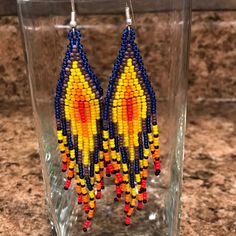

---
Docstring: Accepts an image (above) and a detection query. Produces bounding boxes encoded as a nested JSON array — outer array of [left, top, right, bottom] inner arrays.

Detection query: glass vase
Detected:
[[17, 0, 191, 235]]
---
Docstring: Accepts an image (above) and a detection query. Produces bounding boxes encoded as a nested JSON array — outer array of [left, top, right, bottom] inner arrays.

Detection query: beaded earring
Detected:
[[54, 1, 104, 231], [103, 5, 160, 226]]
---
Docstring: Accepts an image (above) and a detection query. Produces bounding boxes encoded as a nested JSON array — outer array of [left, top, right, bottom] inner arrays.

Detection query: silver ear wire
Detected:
[[70, 0, 77, 27], [125, 4, 132, 27]]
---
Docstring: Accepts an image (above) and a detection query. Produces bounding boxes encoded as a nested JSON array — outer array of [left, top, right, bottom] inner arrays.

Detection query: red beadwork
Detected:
[[137, 201, 143, 210], [65, 179, 71, 189], [77, 195, 83, 204], [125, 216, 131, 225]]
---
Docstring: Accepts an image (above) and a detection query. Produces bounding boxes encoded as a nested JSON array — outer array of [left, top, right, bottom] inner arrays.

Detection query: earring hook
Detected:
[[125, 3, 132, 27], [70, 0, 76, 27], [126, 0, 135, 29]]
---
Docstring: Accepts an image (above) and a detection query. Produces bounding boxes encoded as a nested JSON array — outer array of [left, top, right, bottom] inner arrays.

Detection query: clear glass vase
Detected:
[[17, 0, 191, 235]]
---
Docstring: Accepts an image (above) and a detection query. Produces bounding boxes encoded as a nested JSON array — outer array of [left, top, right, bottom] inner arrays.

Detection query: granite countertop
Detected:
[[0, 11, 235, 236]]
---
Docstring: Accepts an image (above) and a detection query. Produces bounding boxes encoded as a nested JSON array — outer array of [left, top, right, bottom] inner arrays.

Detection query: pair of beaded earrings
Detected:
[[55, 0, 160, 232]]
